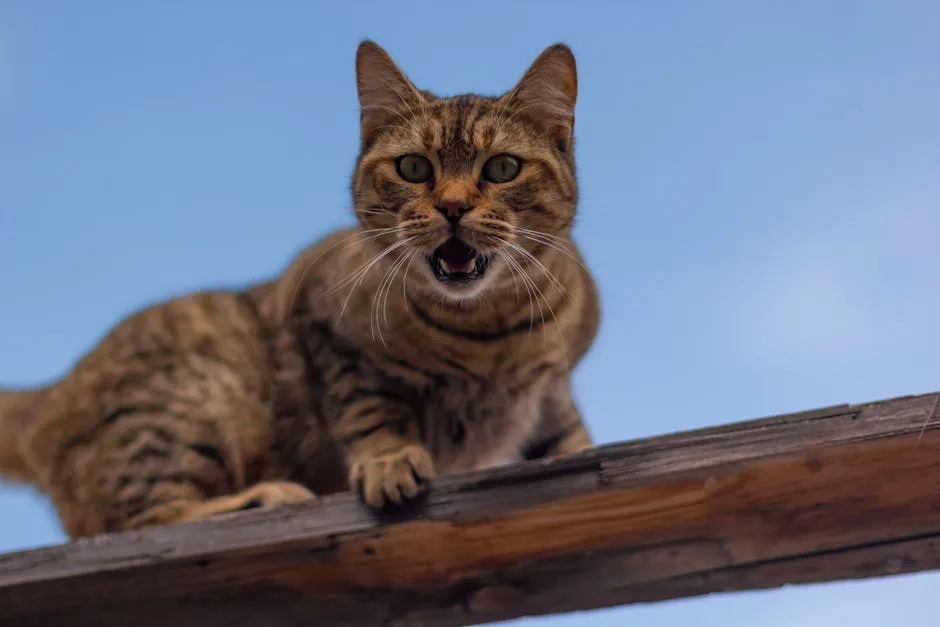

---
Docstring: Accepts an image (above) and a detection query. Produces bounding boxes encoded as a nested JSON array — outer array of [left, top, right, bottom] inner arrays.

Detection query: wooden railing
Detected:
[[1, 390, 939, 626]]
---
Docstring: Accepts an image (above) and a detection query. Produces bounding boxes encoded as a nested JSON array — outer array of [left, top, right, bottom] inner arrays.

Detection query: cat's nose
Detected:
[[435, 199, 473, 224]]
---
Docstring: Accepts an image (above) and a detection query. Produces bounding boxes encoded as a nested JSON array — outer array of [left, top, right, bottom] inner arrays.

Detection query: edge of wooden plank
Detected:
[[0, 389, 938, 627]]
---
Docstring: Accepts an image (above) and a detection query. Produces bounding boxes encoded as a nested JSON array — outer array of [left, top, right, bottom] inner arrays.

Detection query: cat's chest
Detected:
[[418, 376, 546, 476]]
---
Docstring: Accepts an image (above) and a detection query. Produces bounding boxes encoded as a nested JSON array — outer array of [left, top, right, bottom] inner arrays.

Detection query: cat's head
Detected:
[[350, 40, 578, 302]]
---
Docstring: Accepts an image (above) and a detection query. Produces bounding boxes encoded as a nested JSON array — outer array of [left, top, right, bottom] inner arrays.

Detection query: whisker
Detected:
[[501, 242, 570, 365], [396, 250, 420, 326], [370, 249, 398, 344], [514, 230, 589, 273], [401, 249, 418, 304], [335, 236, 416, 323], [513, 226, 578, 249], [501, 247, 540, 334], [386, 249, 415, 329], [500, 249, 531, 324], [285, 226, 406, 323], [363, 122, 410, 135], [502, 240, 568, 297], [380, 248, 413, 333], [494, 102, 543, 138], [356, 207, 397, 217], [372, 247, 412, 346], [360, 104, 412, 127], [340, 236, 414, 301], [379, 77, 418, 121], [327, 229, 409, 294]]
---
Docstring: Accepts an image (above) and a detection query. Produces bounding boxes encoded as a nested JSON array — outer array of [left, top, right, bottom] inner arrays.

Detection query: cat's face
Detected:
[[351, 41, 578, 302]]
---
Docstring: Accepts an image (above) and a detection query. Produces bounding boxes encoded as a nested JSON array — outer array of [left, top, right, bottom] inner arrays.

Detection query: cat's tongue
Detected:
[[439, 238, 477, 274]]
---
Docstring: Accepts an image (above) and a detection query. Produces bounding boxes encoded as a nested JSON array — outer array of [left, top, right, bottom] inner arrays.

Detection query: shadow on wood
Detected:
[[1, 390, 940, 626]]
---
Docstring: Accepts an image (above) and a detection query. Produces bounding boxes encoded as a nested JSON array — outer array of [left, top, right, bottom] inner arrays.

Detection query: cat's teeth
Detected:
[[441, 259, 474, 274]]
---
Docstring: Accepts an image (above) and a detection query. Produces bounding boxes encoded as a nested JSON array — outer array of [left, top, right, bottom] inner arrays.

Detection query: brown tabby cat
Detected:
[[0, 40, 600, 539]]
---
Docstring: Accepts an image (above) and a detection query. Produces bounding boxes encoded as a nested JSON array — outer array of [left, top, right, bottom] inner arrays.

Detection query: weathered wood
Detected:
[[1, 390, 940, 626]]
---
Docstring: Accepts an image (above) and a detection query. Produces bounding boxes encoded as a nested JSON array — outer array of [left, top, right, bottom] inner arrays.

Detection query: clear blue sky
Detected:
[[2, 1, 940, 625]]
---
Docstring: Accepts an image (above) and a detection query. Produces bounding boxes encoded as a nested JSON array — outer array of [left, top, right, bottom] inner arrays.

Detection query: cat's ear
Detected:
[[355, 40, 424, 144], [501, 43, 578, 152]]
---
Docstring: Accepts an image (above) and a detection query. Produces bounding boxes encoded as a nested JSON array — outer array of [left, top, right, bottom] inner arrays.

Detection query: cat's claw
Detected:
[[350, 444, 436, 509]]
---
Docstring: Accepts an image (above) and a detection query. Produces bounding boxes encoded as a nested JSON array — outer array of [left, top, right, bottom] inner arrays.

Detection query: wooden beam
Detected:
[[2, 390, 940, 626]]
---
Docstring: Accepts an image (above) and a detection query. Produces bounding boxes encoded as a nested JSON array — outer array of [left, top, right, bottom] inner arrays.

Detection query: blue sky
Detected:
[[2, 1, 940, 625]]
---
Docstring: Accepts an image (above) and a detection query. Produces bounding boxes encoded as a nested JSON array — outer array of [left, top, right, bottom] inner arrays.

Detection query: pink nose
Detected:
[[435, 199, 472, 223]]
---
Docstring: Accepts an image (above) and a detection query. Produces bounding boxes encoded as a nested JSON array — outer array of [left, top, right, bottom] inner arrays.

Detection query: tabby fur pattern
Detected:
[[0, 40, 600, 538]]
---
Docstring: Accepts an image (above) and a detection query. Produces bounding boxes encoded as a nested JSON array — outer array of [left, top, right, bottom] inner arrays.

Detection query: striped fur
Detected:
[[0, 40, 600, 538]]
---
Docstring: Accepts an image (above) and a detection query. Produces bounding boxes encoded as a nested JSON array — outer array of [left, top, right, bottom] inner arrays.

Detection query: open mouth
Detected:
[[427, 237, 490, 282]]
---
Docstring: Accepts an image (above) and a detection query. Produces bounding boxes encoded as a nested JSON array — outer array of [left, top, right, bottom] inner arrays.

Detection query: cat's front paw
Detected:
[[349, 444, 437, 508]]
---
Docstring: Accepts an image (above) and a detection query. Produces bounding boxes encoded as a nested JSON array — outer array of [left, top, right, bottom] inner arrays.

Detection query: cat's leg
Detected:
[[334, 399, 436, 509], [35, 358, 318, 537], [125, 480, 316, 529], [522, 378, 594, 460], [19, 292, 320, 537], [316, 346, 435, 509], [48, 396, 317, 536]]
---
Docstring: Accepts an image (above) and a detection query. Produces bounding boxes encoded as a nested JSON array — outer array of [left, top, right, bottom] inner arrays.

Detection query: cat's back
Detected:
[[72, 290, 266, 378], [18, 288, 274, 496], [35, 290, 271, 435]]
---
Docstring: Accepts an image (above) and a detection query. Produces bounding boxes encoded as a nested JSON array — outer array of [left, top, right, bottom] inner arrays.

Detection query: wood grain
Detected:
[[1, 390, 940, 626]]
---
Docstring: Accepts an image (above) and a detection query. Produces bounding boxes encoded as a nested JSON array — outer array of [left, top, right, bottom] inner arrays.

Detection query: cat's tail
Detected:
[[0, 387, 43, 484]]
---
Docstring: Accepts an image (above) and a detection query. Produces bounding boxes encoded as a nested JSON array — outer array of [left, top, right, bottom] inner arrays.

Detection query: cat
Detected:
[[0, 40, 600, 539]]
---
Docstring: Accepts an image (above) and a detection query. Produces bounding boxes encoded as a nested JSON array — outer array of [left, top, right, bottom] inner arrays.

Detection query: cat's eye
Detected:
[[396, 154, 433, 183], [482, 154, 521, 184]]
